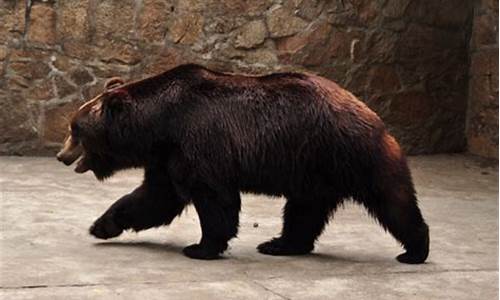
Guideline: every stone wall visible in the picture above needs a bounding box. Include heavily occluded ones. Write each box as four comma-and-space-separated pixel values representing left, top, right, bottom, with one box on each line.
467, 0, 498, 159
0, 0, 473, 155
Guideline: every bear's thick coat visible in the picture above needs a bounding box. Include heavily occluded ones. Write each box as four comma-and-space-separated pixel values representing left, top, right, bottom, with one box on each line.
57, 64, 429, 263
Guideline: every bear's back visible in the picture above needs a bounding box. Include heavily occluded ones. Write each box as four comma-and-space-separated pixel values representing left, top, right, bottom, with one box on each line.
158, 65, 387, 194
171, 65, 380, 122
171, 64, 384, 138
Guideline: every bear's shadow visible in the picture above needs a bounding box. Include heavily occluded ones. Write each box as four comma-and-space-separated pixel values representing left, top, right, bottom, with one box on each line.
94, 241, 185, 255
93, 241, 372, 263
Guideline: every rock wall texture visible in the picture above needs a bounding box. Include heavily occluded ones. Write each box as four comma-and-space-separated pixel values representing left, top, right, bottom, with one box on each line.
0, 0, 475, 155
467, 0, 498, 159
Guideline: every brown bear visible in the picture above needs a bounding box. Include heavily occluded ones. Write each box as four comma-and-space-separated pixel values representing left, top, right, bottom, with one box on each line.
57, 64, 429, 263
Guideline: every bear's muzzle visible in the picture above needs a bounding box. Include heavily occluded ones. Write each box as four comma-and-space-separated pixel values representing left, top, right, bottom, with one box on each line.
56, 136, 89, 173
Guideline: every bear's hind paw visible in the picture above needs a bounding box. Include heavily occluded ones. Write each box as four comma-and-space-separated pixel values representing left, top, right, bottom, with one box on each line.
183, 243, 222, 260
396, 251, 428, 264
257, 238, 313, 256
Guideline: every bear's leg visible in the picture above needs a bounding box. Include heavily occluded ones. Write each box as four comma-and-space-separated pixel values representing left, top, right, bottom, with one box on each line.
183, 191, 241, 260
362, 183, 429, 264
258, 198, 336, 256
364, 134, 429, 264
89, 183, 186, 239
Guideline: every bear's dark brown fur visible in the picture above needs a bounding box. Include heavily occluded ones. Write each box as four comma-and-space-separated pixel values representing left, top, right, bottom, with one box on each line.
57, 64, 429, 263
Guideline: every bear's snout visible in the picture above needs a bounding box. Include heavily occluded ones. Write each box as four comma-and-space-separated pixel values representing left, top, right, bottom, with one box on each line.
57, 136, 83, 166
56, 151, 76, 165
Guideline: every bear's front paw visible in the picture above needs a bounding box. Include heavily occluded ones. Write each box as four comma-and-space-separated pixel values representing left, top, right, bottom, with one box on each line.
257, 238, 313, 256
183, 243, 221, 260
89, 214, 123, 240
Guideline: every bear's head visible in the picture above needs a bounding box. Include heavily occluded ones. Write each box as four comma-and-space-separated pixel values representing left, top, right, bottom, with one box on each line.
57, 77, 143, 180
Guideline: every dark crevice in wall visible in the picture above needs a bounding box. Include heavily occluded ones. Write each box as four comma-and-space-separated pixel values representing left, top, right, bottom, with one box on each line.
466, 0, 499, 159
23, 0, 32, 37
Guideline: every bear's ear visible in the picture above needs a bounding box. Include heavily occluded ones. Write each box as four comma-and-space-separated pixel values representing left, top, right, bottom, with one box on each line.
105, 88, 131, 111
105, 77, 125, 90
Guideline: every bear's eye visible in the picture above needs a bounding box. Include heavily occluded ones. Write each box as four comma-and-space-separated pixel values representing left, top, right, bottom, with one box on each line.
71, 123, 80, 137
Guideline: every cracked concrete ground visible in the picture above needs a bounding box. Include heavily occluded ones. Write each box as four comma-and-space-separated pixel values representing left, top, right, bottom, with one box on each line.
0, 155, 498, 299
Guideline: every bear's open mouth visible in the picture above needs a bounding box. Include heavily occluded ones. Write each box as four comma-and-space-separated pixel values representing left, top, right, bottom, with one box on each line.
74, 153, 90, 173
57, 137, 91, 174
60, 148, 90, 174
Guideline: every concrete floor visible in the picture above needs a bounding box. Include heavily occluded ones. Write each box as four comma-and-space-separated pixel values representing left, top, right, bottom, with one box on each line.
0, 155, 498, 299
